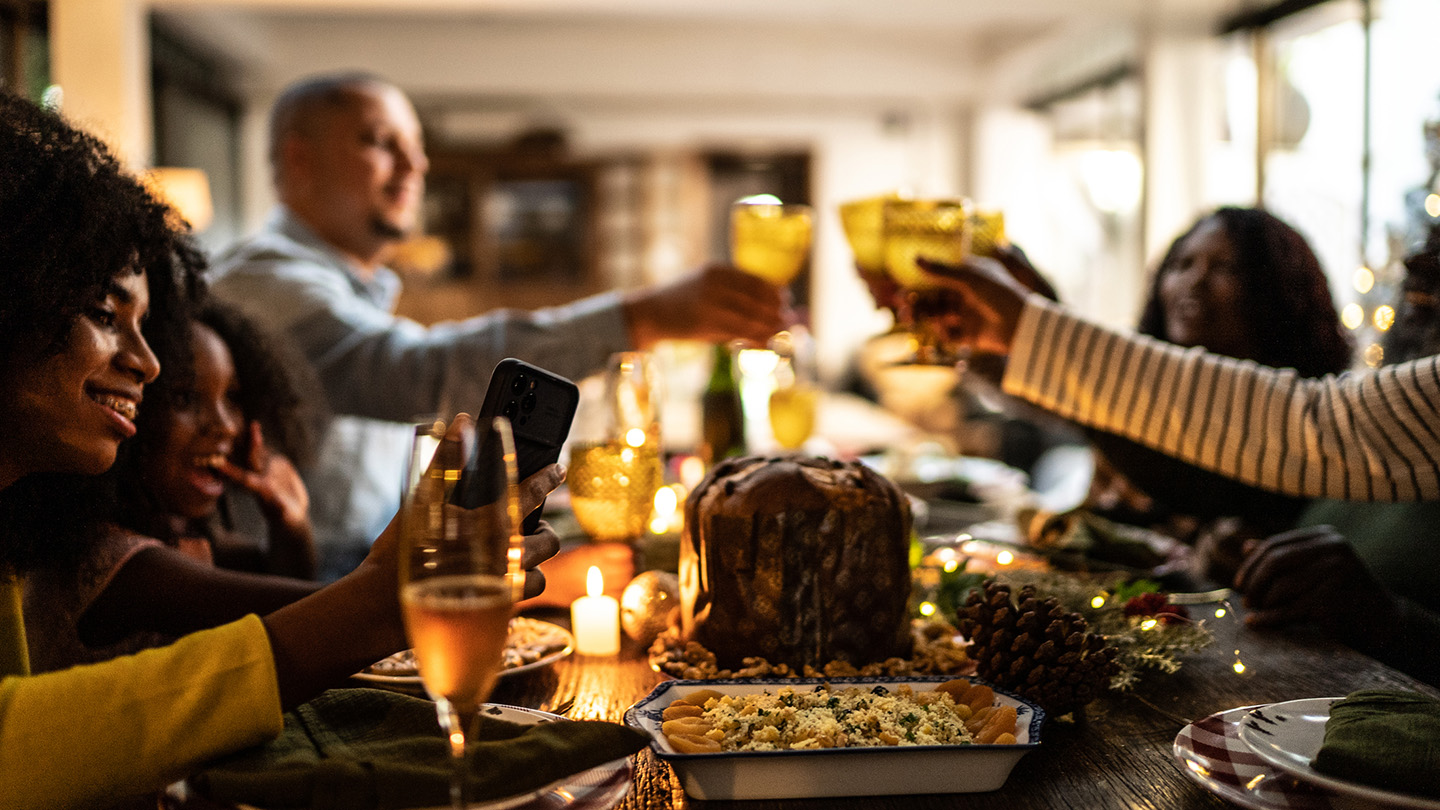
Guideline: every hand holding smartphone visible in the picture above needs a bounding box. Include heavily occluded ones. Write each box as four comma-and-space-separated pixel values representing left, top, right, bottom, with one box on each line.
452, 359, 580, 533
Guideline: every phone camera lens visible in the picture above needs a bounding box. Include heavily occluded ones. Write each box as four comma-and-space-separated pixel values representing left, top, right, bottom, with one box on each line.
521, 392, 537, 412
503, 400, 519, 419
511, 374, 528, 394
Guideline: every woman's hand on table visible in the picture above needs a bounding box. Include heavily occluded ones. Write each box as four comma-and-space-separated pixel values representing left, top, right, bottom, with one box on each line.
1234, 525, 1403, 645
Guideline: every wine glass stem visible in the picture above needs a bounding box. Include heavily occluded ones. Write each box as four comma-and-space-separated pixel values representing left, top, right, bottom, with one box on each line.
440, 700, 468, 810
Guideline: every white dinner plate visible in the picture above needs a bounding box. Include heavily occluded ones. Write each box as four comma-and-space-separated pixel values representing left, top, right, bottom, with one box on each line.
353, 617, 575, 688
1237, 698, 1440, 810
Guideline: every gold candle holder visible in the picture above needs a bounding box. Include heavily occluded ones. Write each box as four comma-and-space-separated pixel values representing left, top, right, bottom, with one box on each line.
569, 438, 664, 543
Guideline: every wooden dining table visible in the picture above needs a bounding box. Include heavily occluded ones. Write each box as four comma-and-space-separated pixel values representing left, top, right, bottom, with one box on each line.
490, 597, 1438, 810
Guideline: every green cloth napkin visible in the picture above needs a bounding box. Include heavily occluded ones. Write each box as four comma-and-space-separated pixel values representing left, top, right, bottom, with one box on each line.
1312, 689, 1440, 799
191, 688, 650, 810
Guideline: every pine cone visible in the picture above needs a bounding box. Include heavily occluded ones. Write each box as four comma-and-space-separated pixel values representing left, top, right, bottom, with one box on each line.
958, 581, 1119, 717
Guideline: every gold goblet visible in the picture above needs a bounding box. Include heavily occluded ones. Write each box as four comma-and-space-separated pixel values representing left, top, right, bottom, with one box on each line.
840, 192, 901, 277
730, 197, 813, 285
881, 198, 972, 366
970, 208, 1008, 258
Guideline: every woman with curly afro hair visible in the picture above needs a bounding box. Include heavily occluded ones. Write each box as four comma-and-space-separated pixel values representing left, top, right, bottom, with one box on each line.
1086, 206, 1353, 554
0, 93, 562, 808
18, 298, 336, 675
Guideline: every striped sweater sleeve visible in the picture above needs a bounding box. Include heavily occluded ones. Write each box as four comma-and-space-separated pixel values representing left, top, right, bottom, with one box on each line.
1003, 296, 1440, 502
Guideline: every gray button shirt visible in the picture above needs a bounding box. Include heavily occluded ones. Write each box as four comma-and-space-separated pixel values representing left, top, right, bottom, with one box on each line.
211, 207, 631, 579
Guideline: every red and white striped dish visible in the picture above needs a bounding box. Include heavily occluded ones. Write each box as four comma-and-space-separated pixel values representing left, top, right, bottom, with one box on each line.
1172, 705, 1339, 810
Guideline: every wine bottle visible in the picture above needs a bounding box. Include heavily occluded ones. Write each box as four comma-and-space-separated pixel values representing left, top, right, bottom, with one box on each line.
701, 343, 745, 463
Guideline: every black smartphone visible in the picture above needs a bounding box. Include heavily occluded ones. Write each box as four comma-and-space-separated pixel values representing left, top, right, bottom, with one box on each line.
453, 358, 579, 534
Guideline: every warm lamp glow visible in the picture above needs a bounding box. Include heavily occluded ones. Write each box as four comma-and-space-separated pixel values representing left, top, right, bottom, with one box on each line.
737, 348, 779, 378
1373, 305, 1395, 331
1353, 266, 1375, 294
625, 428, 647, 447
1341, 303, 1365, 330
1427, 194, 1440, 218
1364, 343, 1385, 367
146, 167, 213, 232
649, 484, 685, 535
654, 485, 678, 516
1078, 149, 1142, 214
679, 456, 706, 491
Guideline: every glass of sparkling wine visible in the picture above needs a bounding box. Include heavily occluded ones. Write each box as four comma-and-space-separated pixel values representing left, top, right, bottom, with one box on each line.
400, 415, 523, 810
767, 326, 819, 450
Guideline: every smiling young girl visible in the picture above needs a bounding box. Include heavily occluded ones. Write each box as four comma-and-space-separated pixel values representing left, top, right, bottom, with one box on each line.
20, 302, 333, 673
0, 93, 561, 809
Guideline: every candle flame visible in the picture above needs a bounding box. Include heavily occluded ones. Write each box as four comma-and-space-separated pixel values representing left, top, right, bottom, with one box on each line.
625, 428, 646, 447
586, 566, 604, 598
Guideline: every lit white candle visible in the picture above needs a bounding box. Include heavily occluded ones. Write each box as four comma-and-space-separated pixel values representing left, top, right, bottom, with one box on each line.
571, 566, 620, 656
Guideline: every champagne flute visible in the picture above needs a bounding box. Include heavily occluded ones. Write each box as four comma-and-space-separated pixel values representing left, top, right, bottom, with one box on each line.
400, 415, 523, 810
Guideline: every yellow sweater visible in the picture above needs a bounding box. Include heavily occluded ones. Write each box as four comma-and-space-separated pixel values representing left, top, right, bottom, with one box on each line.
0, 577, 283, 810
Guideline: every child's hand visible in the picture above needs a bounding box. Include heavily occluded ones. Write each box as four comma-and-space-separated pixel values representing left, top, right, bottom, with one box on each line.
216, 420, 311, 537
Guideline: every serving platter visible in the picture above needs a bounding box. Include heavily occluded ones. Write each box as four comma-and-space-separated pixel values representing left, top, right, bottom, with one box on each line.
624, 675, 1042, 800
354, 617, 574, 688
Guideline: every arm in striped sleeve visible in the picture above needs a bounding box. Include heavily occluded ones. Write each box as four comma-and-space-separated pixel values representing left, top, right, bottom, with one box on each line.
1002, 297, 1440, 502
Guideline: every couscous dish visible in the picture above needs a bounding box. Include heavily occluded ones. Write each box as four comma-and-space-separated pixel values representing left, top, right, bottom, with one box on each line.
660, 679, 1019, 753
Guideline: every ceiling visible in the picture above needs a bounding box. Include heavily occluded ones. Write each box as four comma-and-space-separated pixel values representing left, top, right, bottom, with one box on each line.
153, 0, 1258, 111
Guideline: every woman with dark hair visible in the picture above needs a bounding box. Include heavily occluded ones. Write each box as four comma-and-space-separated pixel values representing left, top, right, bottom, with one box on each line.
1135, 207, 1352, 376
20, 300, 333, 674
0, 92, 561, 808
1085, 207, 1352, 546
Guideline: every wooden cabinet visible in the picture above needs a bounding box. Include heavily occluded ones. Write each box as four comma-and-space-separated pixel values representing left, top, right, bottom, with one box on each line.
398, 133, 609, 322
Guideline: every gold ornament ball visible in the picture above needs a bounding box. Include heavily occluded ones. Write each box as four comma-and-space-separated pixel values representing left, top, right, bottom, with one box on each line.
621, 570, 680, 644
